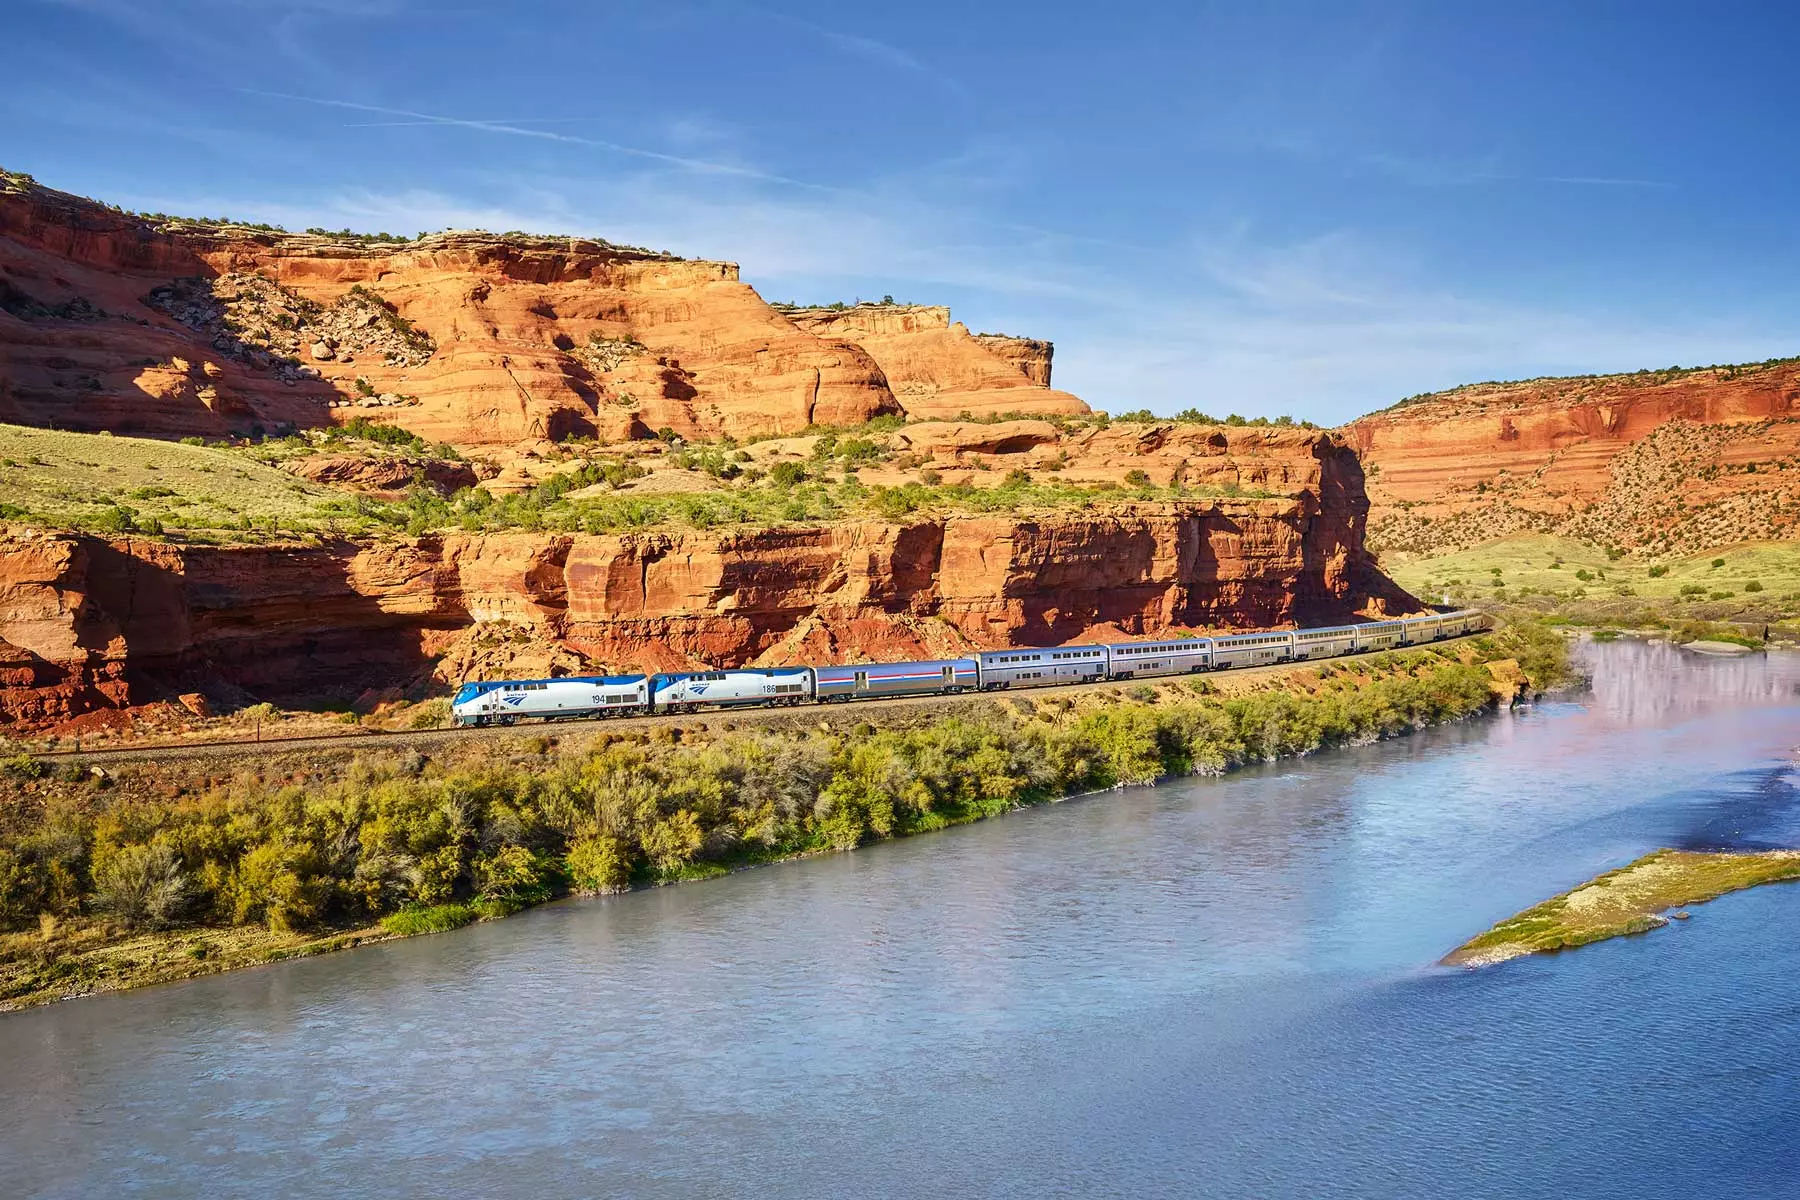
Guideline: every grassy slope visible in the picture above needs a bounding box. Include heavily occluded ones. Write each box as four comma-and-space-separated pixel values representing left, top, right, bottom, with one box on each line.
1385, 533, 1800, 620
1446, 849, 1800, 966
0, 424, 348, 538
0, 422, 1293, 542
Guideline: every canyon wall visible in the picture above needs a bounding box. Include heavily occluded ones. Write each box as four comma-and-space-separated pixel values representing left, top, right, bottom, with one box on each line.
0, 442, 1409, 729
780, 305, 1085, 420
0, 175, 1084, 447
1346, 366, 1800, 555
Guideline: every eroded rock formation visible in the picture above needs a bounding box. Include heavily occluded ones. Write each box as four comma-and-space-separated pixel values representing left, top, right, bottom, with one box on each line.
1347, 367, 1800, 555
0, 175, 1087, 447
779, 304, 1085, 420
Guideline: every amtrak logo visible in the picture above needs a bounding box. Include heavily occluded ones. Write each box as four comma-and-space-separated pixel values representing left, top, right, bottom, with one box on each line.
503, 695, 524, 707
688, 684, 709, 696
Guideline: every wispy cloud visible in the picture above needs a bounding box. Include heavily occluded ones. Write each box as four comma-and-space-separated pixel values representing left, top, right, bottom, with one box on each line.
1531, 175, 1673, 189
241, 89, 836, 190
1212, 135, 1673, 191
742, 6, 967, 96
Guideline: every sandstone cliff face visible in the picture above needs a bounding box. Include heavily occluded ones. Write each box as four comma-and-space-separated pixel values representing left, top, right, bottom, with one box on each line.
780, 304, 1086, 420
0, 438, 1407, 729
1, 177, 1093, 448
1346, 366, 1800, 555
974, 333, 1053, 387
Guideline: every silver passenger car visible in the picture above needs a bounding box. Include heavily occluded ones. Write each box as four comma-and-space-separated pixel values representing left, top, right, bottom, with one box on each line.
1292, 624, 1358, 660
1103, 637, 1211, 678
1353, 621, 1406, 652
977, 645, 1108, 689
1209, 630, 1295, 668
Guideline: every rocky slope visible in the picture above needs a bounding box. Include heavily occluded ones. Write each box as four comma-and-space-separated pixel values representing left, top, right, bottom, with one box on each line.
0, 431, 1410, 731
0, 172, 1085, 447
778, 304, 1085, 419
1346, 364, 1800, 556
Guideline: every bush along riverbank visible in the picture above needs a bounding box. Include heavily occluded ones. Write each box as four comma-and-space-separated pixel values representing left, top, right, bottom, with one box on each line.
0, 622, 1570, 1009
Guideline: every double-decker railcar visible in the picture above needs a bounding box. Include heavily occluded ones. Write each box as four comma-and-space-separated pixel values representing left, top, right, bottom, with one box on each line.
1400, 614, 1443, 644
1104, 637, 1211, 679
1209, 630, 1295, 669
651, 668, 814, 711
452, 675, 649, 726
816, 658, 978, 702
1352, 620, 1406, 652
1437, 609, 1485, 637
977, 644, 1108, 690
1291, 624, 1359, 660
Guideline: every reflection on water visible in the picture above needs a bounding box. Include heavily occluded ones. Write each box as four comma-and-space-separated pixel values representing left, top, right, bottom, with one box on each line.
3, 643, 1799, 1199
1579, 635, 1800, 725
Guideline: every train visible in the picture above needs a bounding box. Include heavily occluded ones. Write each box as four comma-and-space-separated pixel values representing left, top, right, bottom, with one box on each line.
450, 610, 1488, 726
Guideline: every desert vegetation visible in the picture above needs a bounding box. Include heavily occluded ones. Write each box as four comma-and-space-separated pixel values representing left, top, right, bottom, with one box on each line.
1387, 534, 1800, 632
0, 422, 1286, 544
0, 627, 1563, 1007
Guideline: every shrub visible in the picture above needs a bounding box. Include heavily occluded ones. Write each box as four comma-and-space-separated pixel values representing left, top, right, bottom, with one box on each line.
92, 841, 189, 929
474, 845, 554, 905
768, 461, 807, 488
566, 834, 633, 893
2, 752, 46, 780
1648, 565, 1670, 578
1124, 469, 1151, 488
408, 698, 451, 729
1745, 580, 1764, 593
91, 505, 139, 534
1711, 558, 1726, 569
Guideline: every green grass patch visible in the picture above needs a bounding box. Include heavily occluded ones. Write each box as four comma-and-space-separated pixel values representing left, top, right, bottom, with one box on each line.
1447, 849, 1800, 966
1388, 534, 1800, 620
0, 423, 367, 540
380, 903, 479, 936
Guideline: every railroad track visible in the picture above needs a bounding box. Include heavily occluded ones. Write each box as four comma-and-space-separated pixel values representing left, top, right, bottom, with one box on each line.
30, 634, 1487, 767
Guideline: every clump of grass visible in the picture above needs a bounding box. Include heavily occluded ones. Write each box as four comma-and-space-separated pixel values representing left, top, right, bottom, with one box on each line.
380, 903, 478, 936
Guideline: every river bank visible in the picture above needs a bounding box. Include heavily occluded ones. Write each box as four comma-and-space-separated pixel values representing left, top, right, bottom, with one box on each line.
0, 622, 1568, 1011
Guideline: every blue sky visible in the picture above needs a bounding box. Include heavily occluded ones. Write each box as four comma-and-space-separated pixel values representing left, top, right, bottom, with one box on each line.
7, 0, 1800, 424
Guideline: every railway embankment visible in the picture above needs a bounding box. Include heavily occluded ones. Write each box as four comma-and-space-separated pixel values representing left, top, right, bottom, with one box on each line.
0, 622, 1569, 1011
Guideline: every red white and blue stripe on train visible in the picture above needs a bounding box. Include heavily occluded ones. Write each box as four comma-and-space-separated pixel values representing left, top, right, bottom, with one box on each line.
451, 610, 1488, 726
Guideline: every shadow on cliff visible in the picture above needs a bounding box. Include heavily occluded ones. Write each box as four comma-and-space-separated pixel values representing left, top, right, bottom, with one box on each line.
70, 536, 457, 715
1302, 438, 1424, 621
0, 265, 344, 441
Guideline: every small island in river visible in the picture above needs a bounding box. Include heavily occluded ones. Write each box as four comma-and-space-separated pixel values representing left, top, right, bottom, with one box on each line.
1447, 848, 1800, 967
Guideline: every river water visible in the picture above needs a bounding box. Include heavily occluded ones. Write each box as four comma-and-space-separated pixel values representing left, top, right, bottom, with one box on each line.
4, 640, 1800, 1198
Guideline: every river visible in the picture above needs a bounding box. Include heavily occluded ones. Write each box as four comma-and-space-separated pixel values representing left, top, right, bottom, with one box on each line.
4, 639, 1800, 1198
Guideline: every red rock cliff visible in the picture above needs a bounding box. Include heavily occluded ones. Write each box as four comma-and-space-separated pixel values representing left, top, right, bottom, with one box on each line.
0, 176, 1087, 447
1345, 365, 1800, 554
0, 432, 1408, 728
781, 304, 1086, 420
